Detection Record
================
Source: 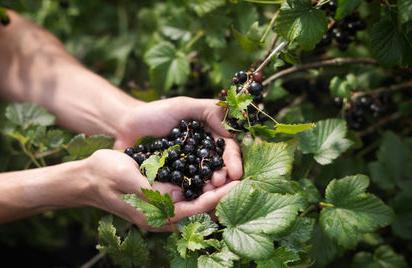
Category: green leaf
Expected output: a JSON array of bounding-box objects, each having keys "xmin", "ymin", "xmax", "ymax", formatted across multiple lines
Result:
[
  {"xmin": 368, "ymin": 132, "xmax": 412, "ymax": 190},
  {"xmin": 178, "ymin": 213, "xmax": 218, "ymax": 236},
  {"xmin": 140, "ymin": 144, "xmax": 180, "ymax": 184},
  {"xmin": 298, "ymin": 119, "xmax": 353, "ymax": 165},
  {"xmin": 335, "ymin": 0, "xmax": 361, "ymax": 20},
  {"xmin": 274, "ymin": 122, "xmax": 315, "ymax": 135},
  {"xmin": 309, "ymin": 222, "xmax": 341, "ymax": 267},
  {"xmin": 144, "ymin": 42, "xmax": 190, "ymax": 91},
  {"xmin": 276, "ymin": 217, "xmax": 315, "ymax": 252},
  {"xmin": 352, "ymin": 245, "xmax": 408, "ymax": 268},
  {"xmin": 97, "ymin": 216, "xmax": 149, "ymax": 268},
  {"xmin": 320, "ymin": 175, "xmax": 394, "ymax": 248},
  {"xmin": 198, "ymin": 246, "xmax": 239, "ymax": 268},
  {"xmin": 5, "ymin": 103, "xmax": 55, "ymax": 129},
  {"xmin": 177, "ymin": 222, "xmax": 220, "ymax": 257},
  {"xmin": 189, "ymin": 0, "xmax": 226, "ymax": 16},
  {"xmin": 390, "ymin": 191, "xmax": 412, "ymax": 240},
  {"xmin": 329, "ymin": 74, "xmax": 358, "ymax": 98},
  {"xmin": 216, "ymin": 181, "xmax": 302, "ymax": 259},
  {"xmin": 275, "ymin": 0, "xmax": 328, "ymax": 50},
  {"xmin": 369, "ymin": 15, "xmax": 412, "ymax": 67},
  {"xmin": 66, "ymin": 134, "xmax": 114, "ymax": 160},
  {"xmin": 398, "ymin": 0, "xmax": 412, "ymax": 25},
  {"xmin": 225, "ymin": 86, "xmax": 253, "ymax": 120},
  {"xmin": 242, "ymin": 140, "xmax": 296, "ymax": 192},
  {"xmin": 255, "ymin": 246, "xmax": 300, "ymax": 268},
  {"xmin": 122, "ymin": 189, "xmax": 174, "ymax": 228}
]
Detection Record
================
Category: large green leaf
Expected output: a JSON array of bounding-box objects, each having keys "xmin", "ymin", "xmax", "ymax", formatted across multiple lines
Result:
[
  {"xmin": 198, "ymin": 246, "xmax": 239, "ymax": 268},
  {"xmin": 275, "ymin": 217, "xmax": 315, "ymax": 252},
  {"xmin": 320, "ymin": 175, "xmax": 394, "ymax": 248},
  {"xmin": 398, "ymin": 0, "xmax": 412, "ymax": 25},
  {"xmin": 309, "ymin": 223, "xmax": 341, "ymax": 267},
  {"xmin": 176, "ymin": 222, "xmax": 219, "ymax": 257},
  {"xmin": 66, "ymin": 134, "xmax": 114, "ymax": 160},
  {"xmin": 5, "ymin": 103, "xmax": 55, "ymax": 129},
  {"xmin": 275, "ymin": 0, "xmax": 328, "ymax": 50},
  {"xmin": 298, "ymin": 119, "xmax": 352, "ymax": 165},
  {"xmin": 144, "ymin": 42, "xmax": 190, "ymax": 91},
  {"xmin": 216, "ymin": 181, "xmax": 301, "ymax": 259},
  {"xmin": 352, "ymin": 245, "xmax": 408, "ymax": 268},
  {"xmin": 242, "ymin": 140, "xmax": 297, "ymax": 193},
  {"xmin": 178, "ymin": 213, "xmax": 218, "ymax": 236},
  {"xmin": 335, "ymin": 0, "xmax": 361, "ymax": 20},
  {"xmin": 255, "ymin": 246, "xmax": 300, "ymax": 268},
  {"xmin": 189, "ymin": 0, "xmax": 226, "ymax": 16},
  {"xmin": 123, "ymin": 189, "xmax": 174, "ymax": 228},
  {"xmin": 390, "ymin": 191, "xmax": 412, "ymax": 240}
]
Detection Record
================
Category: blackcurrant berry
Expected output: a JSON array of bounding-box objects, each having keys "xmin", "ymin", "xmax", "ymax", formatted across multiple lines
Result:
[
  {"xmin": 253, "ymin": 94, "xmax": 264, "ymax": 103},
  {"xmin": 236, "ymin": 71, "xmax": 248, "ymax": 83},
  {"xmin": 171, "ymin": 171, "xmax": 183, "ymax": 185},
  {"xmin": 197, "ymin": 148, "xmax": 209, "ymax": 158},
  {"xmin": 179, "ymin": 120, "xmax": 188, "ymax": 130},
  {"xmin": 161, "ymin": 138, "xmax": 169, "ymax": 149},
  {"xmin": 186, "ymin": 164, "xmax": 198, "ymax": 176},
  {"xmin": 0, "ymin": 16, "xmax": 10, "ymax": 26},
  {"xmin": 186, "ymin": 137, "xmax": 197, "ymax": 146},
  {"xmin": 253, "ymin": 71, "xmax": 264, "ymax": 83},
  {"xmin": 232, "ymin": 76, "xmax": 240, "ymax": 85},
  {"xmin": 135, "ymin": 144, "xmax": 145, "ymax": 153},
  {"xmin": 132, "ymin": 153, "xmax": 146, "ymax": 165},
  {"xmin": 168, "ymin": 150, "xmax": 179, "ymax": 161},
  {"xmin": 183, "ymin": 144, "xmax": 195, "ymax": 153},
  {"xmin": 191, "ymin": 120, "xmax": 201, "ymax": 130},
  {"xmin": 200, "ymin": 166, "xmax": 212, "ymax": 180},
  {"xmin": 202, "ymin": 139, "xmax": 214, "ymax": 149},
  {"xmin": 193, "ymin": 132, "xmax": 203, "ymax": 142},
  {"xmin": 249, "ymin": 81, "xmax": 263, "ymax": 96},
  {"xmin": 124, "ymin": 147, "xmax": 135, "ymax": 156},
  {"xmin": 216, "ymin": 138, "xmax": 225, "ymax": 148},
  {"xmin": 184, "ymin": 188, "xmax": 199, "ymax": 200},
  {"xmin": 187, "ymin": 154, "xmax": 197, "ymax": 164},
  {"xmin": 172, "ymin": 159, "xmax": 186, "ymax": 171},
  {"xmin": 158, "ymin": 167, "xmax": 171, "ymax": 182},
  {"xmin": 170, "ymin": 128, "xmax": 181, "ymax": 139},
  {"xmin": 192, "ymin": 175, "xmax": 203, "ymax": 189},
  {"xmin": 216, "ymin": 147, "xmax": 223, "ymax": 156},
  {"xmin": 211, "ymin": 156, "xmax": 224, "ymax": 170}
]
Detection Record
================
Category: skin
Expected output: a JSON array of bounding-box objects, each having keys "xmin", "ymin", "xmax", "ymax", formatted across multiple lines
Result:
[{"xmin": 0, "ymin": 10, "xmax": 242, "ymax": 229}]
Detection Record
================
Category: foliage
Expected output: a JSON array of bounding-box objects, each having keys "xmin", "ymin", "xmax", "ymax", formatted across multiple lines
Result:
[{"xmin": 1, "ymin": 0, "xmax": 412, "ymax": 267}]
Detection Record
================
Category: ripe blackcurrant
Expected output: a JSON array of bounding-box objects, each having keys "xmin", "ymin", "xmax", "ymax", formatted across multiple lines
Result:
[
  {"xmin": 158, "ymin": 167, "xmax": 171, "ymax": 182},
  {"xmin": 211, "ymin": 156, "xmax": 224, "ymax": 170},
  {"xmin": 171, "ymin": 171, "xmax": 183, "ymax": 185},
  {"xmin": 197, "ymin": 148, "xmax": 209, "ymax": 158},
  {"xmin": 236, "ymin": 71, "xmax": 248, "ymax": 83},
  {"xmin": 200, "ymin": 166, "xmax": 212, "ymax": 180},
  {"xmin": 168, "ymin": 150, "xmax": 179, "ymax": 161},
  {"xmin": 216, "ymin": 138, "xmax": 225, "ymax": 148},
  {"xmin": 186, "ymin": 164, "xmax": 198, "ymax": 176},
  {"xmin": 170, "ymin": 128, "xmax": 181, "ymax": 139},
  {"xmin": 172, "ymin": 159, "xmax": 186, "ymax": 171},
  {"xmin": 132, "ymin": 153, "xmax": 146, "ymax": 165},
  {"xmin": 184, "ymin": 188, "xmax": 199, "ymax": 200},
  {"xmin": 124, "ymin": 147, "xmax": 135, "ymax": 156}
]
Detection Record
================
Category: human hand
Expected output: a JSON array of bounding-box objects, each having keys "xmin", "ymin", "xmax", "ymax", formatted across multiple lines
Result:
[
  {"xmin": 114, "ymin": 97, "xmax": 243, "ymax": 187},
  {"xmin": 83, "ymin": 149, "xmax": 239, "ymax": 231}
]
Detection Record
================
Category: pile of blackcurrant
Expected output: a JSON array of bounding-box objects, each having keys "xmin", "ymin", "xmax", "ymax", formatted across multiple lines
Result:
[
  {"xmin": 220, "ymin": 70, "xmax": 267, "ymax": 130},
  {"xmin": 343, "ymin": 94, "xmax": 392, "ymax": 130},
  {"xmin": 124, "ymin": 120, "xmax": 225, "ymax": 200},
  {"xmin": 317, "ymin": 1, "xmax": 366, "ymax": 51}
]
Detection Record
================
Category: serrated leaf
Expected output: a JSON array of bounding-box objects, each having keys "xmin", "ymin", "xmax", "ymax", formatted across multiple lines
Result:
[
  {"xmin": 276, "ymin": 217, "xmax": 315, "ymax": 252},
  {"xmin": 177, "ymin": 222, "xmax": 219, "ymax": 257},
  {"xmin": 329, "ymin": 74, "xmax": 358, "ymax": 98},
  {"xmin": 320, "ymin": 175, "xmax": 394, "ymax": 248},
  {"xmin": 225, "ymin": 86, "xmax": 253, "ymax": 120},
  {"xmin": 97, "ymin": 216, "xmax": 149, "ymax": 268},
  {"xmin": 298, "ymin": 119, "xmax": 353, "ymax": 165},
  {"xmin": 352, "ymin": 245, "xmax": 408, "ymax": 268},
  {"xmin": 275, "ymin": 123, "xmax": 315, "ymax": 135},
  {"xmin": 247, "ymin": 124, "xmax": 277, "ymax": 139},
  {"xmin": 256, "ymin": 246, "xmax": 300, "ymax": 268},
  {"xmin": 309, "ymin": 222, "xmax": 341, "ymax": 267},
  {"xmin": 216, "ymin": 181, "xmax": 302, "ymax": 259},
  {"xmin": 242, "ymin": 140, "xmax": 296, "ymax": 192},
  {"xmin": 144, "ymin": 42, "xmax": 190, "ymax": 91},
  {"xmin": 66, "ymin": 134, "xmax": 114, "ymax": 160},
  {"xmin": 275, "ymin": 0, "xmax": 328, "ymax": 50},
  {"xmin": 46, "ymin": 129, "xmax": 65, "ymax": 148},
  {"xmin": 335, "ymin": 0, "xmax": 361, "ymax": 20},
  {"xmin": 369, "ymin": 15, "xmax": 411, "ymax": 67},
  {"xmin": 390, "ymin": 191, "xmax": 412, "ymax": 240},
  {"xmin": 198, "ymin": 246, "xmax": 239, "ymax": 268},
  {"xmin": 5, "ymin": 103, "xmax": 55, "ymax": 129},
  {"xmin": 178, "ymin": 213, "xmax": 218, "ymax": 236},
  {"xmin": 189, "ymin": 0, "xmax": 226, "ymax": 16},
  {"xmin": 398, "ymin": 0, "xmax": 412, "ymax": 25},
  {"xmin": 123, "ymin": 189, "xmax": 174, "ymax": 228},
  {"xmin": 140, "ymin": 144, "xmax": 180, "ymax": 184}
]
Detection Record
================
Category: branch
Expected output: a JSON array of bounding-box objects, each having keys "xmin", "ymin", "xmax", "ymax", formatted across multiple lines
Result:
[
  {"xmin": 358, "ymin": 112, "xmax": 404, "ymax": 137},
  {"xmin": 351, "ymin": 80, "xmax": 412, "ymax": 99},
  {"xmin": 80, "ymin": 252, "xmax": 105, "ymax": 268},
  {"xmin": 255, "ymin": 41, "xmax": 288, "ymax": 73},
  {"xmin": 263, "ymin": 57, "xmax": 377, "ymax": 86}
]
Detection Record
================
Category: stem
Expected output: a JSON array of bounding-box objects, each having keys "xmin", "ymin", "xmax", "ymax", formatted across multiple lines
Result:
[
  {"xmin": 251, "ymin": 102, "xmax": 279, "ymax": 124},
  {"xmin": 34, "ymin": 147, "xmax": 63, "ymax": 158},
  {"xmin": 300, "ymin": 205, "xmax": 316, "ymax": 217},
  {"xmin": 19, "ymin": 143, "xmax": 42, "ymax": 168},
  {"xmin": 185, "ymin": 30, "xmax": 205, "ymax": 51},
  {"xmin": 262, "ymin": 57, "xmax": 377, "ymax": 86},
  {"xmin": 255, "ymin": 41, "xmax": 288, "ymax": 73},
  {"xmin": 80, "ymin": 252, "xmax": 106, "ymax": 268},
  {"xmin": 319, "ymin": 201, "xmax": 334, "ymax": 208},
  {"xmin": 351, "ymin": 80, "xmax": 412, "ymax": 100},
  {"xmin": 259, "ymin": 10, "xmax": 279, "ymax": 43}
]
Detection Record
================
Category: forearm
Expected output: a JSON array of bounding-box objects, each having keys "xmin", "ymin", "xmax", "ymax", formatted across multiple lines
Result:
[
  {"xmin": 0, "ymin": 160, "xmax": 90, "ymax": 223},
  {"xmin": 0, "ymin": 10, "xmax": 141, "ymax": 137}
]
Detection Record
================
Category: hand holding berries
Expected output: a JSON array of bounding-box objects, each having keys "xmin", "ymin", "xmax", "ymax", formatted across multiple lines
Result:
[{"xmin": 124, "ymin": 120, "xmax": 227, "ymax": 200}]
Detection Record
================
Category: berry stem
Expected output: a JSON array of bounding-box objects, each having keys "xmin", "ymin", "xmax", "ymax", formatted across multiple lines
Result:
[
  {"xmin": 259, "ymin": 10, "xmax": 279, "ymax": 43},
  {"xmin": 250, "ymin": 102, "xmax": 279, "ymax": 124},
  {"xmin": 255, "ymin": 41, "xmax": 288, "ymax": 73}
]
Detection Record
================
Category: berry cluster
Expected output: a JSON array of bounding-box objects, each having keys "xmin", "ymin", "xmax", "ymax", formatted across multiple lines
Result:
[
  {"xmin": 317, "ymin": 1, "xmax": 366, "ymax": 51},
  {"xmin": 343, "ymin": 94, "xmax": 392, "ymax": 130},
  {"xmin": 220, "ymin": 70, "xmax": 267, "ymax": 130},
  {"xmin": 124, "ymin": 120, "xmax": 225, "ymax": 200}
]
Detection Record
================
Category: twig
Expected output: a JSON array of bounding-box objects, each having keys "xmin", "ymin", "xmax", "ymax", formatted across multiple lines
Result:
[
  {"xmin": 263, "ymin": 57, "xmax": 377, "ymax": 86},
  {"xmin": 255, "ymin": 41, "xmax": 288, "ymax": 73},
  {"xmin": 351, "ymin": 80, "xmax": 412, "ymax": 100},
  {"xmin": 259, "ymin": 10, "xmax": 279, "ymax": 43},
  {"xmin": 358, "ymin": 112, "xmax": 407, "ymax": 137},
  {"xmin": 19, "ymin": 143, "xmax": 42, "ymax": 168},
  {"xmin": 80, "ymin": 252, "xmax": 106, "ymax": 268},
  {"xmin": 34, "ymin": 147, "xmax": 63, "ymax": 158},
  {"xmin": 251, "ymin": 102, "xmax": 279, "ymax": 124}
]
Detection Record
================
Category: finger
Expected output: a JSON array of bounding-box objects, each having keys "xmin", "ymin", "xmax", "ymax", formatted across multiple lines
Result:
[
  {"xmin": 172, "ymin": 180, "xmax": 239, "ymax": 222},
  {"xmin": 152, "ymin": 182, "xmax": 185, "ymax": 202},
  {"xmin": 203, "ymin": 181, "xmax": 216, "ymax": 192},
  {"xmin": 222, "ymin": 138, "xmax": 243, "ymax": 180},
  {"xmin": 211, "ymin": 168, "xmax": 227, "ymax": 187}
]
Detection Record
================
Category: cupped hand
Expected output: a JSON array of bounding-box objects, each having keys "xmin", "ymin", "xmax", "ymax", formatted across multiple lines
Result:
[
  {"xmin": 83, "ymin": 149, "xmax": 239, "ymax": 231},
  {"xmin": 114, "ymin": 97, "xmax": 243, "ymax": 185}
]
